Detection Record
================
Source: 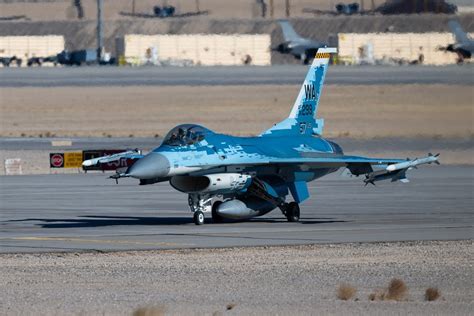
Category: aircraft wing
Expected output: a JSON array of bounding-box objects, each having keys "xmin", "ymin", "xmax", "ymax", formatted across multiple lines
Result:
[
  {"xmin": 267, "ymin": 155, "xmax": 407, "ymax": 181},
  {"xmin": 192, "ymin": 154, "xmax": 404, "ymax": 171},
  {"xmin": 192, "ymin": 153, "xmax": 439, "ymax": 185},
  {"xmin": 268, "ymin": 155, "xmax": 404, "ymax": 166}
]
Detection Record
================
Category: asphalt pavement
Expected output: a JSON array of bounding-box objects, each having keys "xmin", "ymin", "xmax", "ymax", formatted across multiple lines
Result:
[
  {"xmin": 0, "ymin": 166, "xmax": 471, "ymax": 253},
  {"xmin": 1, "ymin": 65, "xmax": 472, "ymax": 87}
]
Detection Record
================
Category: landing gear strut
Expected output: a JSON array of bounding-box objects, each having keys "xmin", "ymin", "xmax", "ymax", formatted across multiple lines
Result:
[
  {"xmin": 280, "ymin": 202, "xmax": 300, "ymax": 222},
  {"xmin": 188, "ymin": 193, "xmax": 212, "ymax": 225}
]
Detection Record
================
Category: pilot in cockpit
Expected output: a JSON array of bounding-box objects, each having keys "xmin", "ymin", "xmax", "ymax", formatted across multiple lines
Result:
[{"xmin": 177, "ymin": 128, "xmax": 186, "ymax": 140}]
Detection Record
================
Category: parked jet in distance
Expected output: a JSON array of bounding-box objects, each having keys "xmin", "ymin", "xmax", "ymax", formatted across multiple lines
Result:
[
  {"xmin": 84, "ymin": 48, "xmax": 439, "ymax": 225},
  {"xmin": 275, "ymin": 20, "xmax": 327, "ymax": 64},
  {"xmin": 445, "ymin": 20, "xmax": 473, "ymax": 63}
]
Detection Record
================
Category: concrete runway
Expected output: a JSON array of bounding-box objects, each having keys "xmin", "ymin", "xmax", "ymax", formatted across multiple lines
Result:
[
  {"xmin": 0, "ymin": 166, "xmax": 471, "ymax": 253},
  {"xmin": 1, "ymin": 65, "xmax": 473, "ymax": 87}
]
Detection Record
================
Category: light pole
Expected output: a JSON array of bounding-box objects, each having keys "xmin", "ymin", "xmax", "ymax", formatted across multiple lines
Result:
[{"xmin": 97, "ymin": 0, "xmax": 103, "ymax": 61}]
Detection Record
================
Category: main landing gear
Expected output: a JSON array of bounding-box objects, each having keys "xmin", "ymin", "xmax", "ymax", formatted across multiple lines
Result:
[
  {"xmin": 280, "ymin": 202, "xmax": 300, "ymax": 222},
  {"xmin": 247, "ymin": 178, "xmax": 300, "ymax": 222},
  {"xmin": 188, "ymin": 192, "xmax": 300, "ymax": 225}
]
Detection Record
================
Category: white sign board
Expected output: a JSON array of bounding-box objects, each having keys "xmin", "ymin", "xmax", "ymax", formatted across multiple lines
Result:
[{"xmin": 4, "ymin": 158, "xmax": 22, "ymax": 175}]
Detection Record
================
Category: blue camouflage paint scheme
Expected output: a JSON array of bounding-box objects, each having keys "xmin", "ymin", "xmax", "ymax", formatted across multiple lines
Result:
[
  {"xmin": 87, "ymin": 47, "xmax": 440, "ymax": 224},
  {"xmin": 262, "ymin": 54, "xmax": 326, "ymax": 137},
  {"xmin": 125, "ymin": 47, "xmax": 406, "ymax": 208}
]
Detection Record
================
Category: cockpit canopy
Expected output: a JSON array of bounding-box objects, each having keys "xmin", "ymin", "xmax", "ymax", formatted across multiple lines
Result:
[{"xmin": 162, "ymin": 124, "xmax": 212, "ymax": 147}]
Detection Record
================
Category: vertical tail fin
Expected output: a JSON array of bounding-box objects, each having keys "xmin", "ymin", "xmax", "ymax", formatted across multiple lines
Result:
[
  {"xmin": 263, "ymin": 47, "xmax": 337, "ymax": 137},
  {"xmin": 278, "ymin": 20, "xmax": 303, "ymax": 42},
  {"xmin": 289, "ymin": 47, "xmax": 336, "ymax": 120},
  {"xmin": 448, "ymin": 20, "xmax": 471, "ymax": 44}
]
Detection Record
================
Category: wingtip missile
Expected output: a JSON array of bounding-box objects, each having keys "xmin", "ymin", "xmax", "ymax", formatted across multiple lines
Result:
[
  {"xmin": 81, "ymin": 149, "xmax": 142, "ymax": 167},
  {"xmin": 386, "ymin": 153, "xmax": 440, "ymax": 172},
  {"xmin": 429, "ymin": 153, "xmax": 441, "ymax": 165},
  {"xmin": 364, "ymin": 153, "xmax": 440, "ymax": 186},
  {"xmin": 82, "ymin": 157, "xmax": 101, "ymax": 167}
]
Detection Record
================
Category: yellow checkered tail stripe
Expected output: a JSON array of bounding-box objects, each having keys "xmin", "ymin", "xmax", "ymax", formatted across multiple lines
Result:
[{"xmin": 315, "ymin": 52, "xmax": 331, "ymax": 59}]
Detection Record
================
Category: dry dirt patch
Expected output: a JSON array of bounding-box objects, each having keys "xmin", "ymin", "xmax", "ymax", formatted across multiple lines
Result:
[
  {"xmin": 1, "ymin": 84, "xmax": 472, "ymax": 139},
  {"xmin": 0, "ymin": 241, "xmax": 471, "ymax": 315}
]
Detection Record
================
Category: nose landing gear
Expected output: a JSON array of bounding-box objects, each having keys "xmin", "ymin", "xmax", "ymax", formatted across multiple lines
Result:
[{"xmin": 189, "ymin": 193, "xmax": 212, "ymax": 225}]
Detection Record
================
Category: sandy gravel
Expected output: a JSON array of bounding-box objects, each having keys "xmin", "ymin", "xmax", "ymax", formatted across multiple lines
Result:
[
  {"xmin": 1, "ymin": 84, "xmax": 472, "ymax": 139},
  {"xmin": 0, "ymin": 241, "xmax": 472, "ymax": 315}
]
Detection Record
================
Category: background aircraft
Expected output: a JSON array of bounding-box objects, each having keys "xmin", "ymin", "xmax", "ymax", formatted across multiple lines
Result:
[
  {"xmin": 444, "ymin": 20, "xmax": 473, "ymax": 63},
  {"xmin": 84, "ymin": 48, "xmax": 439, "ymax": 225},
  {"xmin": 275, "ymin": 20, "xmax": 327, "ymax": 64}
]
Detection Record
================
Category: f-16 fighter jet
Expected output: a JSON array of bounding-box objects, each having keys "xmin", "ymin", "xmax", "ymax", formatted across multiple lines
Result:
[
  {"xmin": 84, "ymin": 47, "xmax": 439, "ymax": 225},
  {"xmin": 445, "ymin": 20, "xmax": 474, "ymax": 64}
]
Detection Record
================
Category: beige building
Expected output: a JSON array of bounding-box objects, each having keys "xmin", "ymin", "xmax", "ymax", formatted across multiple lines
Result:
[
  {"xmin": 116, "ymin": 34, "xmax": 271, "ymax": 66},
  {"xmin": 0, "ymin": 35, "xmax": 64, "ymax": 66},
  {"xmin": 338, "ymin": 32, "xmax": 473, "ymax": 65}
]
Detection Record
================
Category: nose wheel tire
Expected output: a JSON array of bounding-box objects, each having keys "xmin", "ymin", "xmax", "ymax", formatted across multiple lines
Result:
[
  {"xmin": 193, "ymin": 211, "xmax": 205, "ymax": 225},
  {"xmin": 286, "ymin": 202, "xmax": 300, "ymax": 222}
]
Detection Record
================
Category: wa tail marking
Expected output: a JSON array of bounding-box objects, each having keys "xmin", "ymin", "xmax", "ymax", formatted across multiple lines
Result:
[{"xmin": 304, "ymin": 84, "xmax": 316, "ymax": 100}]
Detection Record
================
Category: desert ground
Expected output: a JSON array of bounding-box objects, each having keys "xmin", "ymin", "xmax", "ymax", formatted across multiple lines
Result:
[
  {"xmin": 0, "ymin": 79, "xmax": 471, "ymax": 315},
  {"xmin": 0, "ymin": 241, "xmax": 471, "ymax": 315},
  {"xmin": 1, "ymin": 84, "xmax": 472, "ymax": 139},
  {"xmin": 1, "ymin": 84, "xmax": 472, "ymax": 174}
]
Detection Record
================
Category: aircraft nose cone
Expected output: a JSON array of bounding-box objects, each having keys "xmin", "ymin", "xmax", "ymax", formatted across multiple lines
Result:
[{"xmin": 127, "ymin": 153, "xmax": 170, "ymax": 179}]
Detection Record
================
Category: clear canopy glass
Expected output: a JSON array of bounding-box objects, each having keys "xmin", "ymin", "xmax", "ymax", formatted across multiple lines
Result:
[{"xmin": 162, "ymin": 124, "xmax": 211, "ymax": 147}]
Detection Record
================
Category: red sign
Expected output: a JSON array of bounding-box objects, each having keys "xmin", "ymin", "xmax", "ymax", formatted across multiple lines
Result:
[{"xmin": 50, "ymin": 153, "xmax": 64, "ymax": 168}]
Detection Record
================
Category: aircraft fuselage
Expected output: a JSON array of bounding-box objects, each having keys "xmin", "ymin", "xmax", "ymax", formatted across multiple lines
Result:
[{"xmin": 128, "ymin": 131, "xmax": 342, "ymax": 184}]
